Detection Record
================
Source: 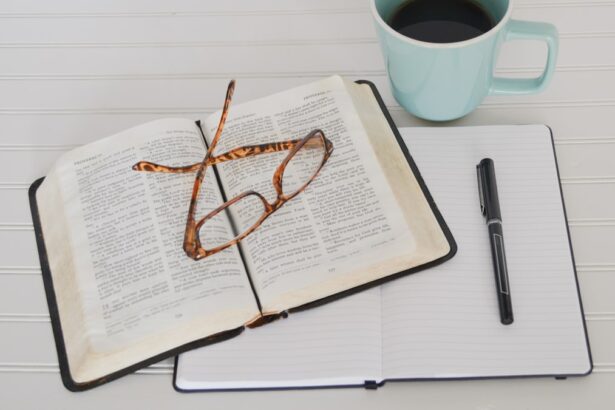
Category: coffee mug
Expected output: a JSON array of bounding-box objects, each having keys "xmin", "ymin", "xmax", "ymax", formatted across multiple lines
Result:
[{"xmin": 370, "ymin": 0, "xmax": 558, "ymax": 121}]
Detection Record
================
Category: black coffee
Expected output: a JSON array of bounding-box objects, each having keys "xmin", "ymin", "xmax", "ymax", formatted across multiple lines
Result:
[{"xmin": 389, "ymin": 0, "xmax": 495, "ymax": 43}]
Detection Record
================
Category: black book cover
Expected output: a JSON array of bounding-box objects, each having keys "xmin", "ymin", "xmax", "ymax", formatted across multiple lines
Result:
[{"xmin": 29, "ymin": 80, "xmax": 457, "ymax": 391}]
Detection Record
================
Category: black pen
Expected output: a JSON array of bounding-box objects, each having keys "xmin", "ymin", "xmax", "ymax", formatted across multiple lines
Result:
[{"xmin": 477, "ymin": 158, "xmax": 514, "ymax": 325}]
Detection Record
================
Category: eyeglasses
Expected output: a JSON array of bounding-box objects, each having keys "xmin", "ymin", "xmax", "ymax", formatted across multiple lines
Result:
[{"xmin": 132, "ymin": 80, "xmax": 334, "ymax": 260}]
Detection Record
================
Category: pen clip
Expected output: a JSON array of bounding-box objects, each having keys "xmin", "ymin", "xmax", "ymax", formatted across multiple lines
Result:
[{"xmin": 476, "ymin": 164, "xmax": 486, "ymax": 215}]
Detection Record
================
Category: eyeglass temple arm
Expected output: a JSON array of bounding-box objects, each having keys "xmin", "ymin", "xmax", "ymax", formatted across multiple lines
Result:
[
  {"xmin": 132, "ymin": 136, "xmax": 330, "ymax": 174},
  {"xmin": 184, "ymin": 80, "xmax": 235, "ymax": 259}
]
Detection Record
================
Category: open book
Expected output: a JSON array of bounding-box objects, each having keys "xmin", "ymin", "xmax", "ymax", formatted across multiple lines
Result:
[
  {"xmin": 29, "ymin": 76, "xmax": 456, "ymax": 391},
  {"xmin": 175, "ymin": 125, "xmax": 592, "ymax": 391}
]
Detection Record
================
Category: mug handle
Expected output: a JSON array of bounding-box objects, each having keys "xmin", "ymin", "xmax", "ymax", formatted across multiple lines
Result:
[{"xmin": 489, "ymin": 20, "xmax": 558, "ymax": 95}]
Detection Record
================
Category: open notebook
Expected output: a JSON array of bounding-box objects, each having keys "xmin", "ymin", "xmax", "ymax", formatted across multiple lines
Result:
[{"xmin": 175, "ymin": 125, "xmax": 592, "ymax": 391}]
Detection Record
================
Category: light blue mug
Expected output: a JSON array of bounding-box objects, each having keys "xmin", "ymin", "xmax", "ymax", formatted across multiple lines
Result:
[{"xmin": 371, "ymin": 0, "xmax": 558, "ymax": 121}]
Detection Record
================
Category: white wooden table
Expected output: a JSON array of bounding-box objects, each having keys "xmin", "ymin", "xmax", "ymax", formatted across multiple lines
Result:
[{"xmin": 1, "ymin": 0, "xmax": 614, "ymax": 408}]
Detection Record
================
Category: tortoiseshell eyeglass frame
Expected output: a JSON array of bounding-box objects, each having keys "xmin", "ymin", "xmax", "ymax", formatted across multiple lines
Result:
[{"xmin": 132, "ymin": 80, "xmax": 334, "ymax": 260}]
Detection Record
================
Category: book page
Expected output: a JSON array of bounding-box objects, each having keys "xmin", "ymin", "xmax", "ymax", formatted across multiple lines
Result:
[
  {"xmin": 382, "ymin": 126, "xmax": 591, "ymax": 378},
  {"xmin": 201, "ymin": 76, "xmax": 422, "ymax": 313},
  {"xmin": 176, "ymin": 287, "xmax": 382, "ymax": 390},
  {"xmin": 36, "ymin": 119, "xmax": 259, "ymax": 382}
]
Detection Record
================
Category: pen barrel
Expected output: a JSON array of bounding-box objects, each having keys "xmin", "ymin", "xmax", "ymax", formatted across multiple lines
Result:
[{"xmin": 488, "ymin": 222, "xmax": 514, "ymax": 325}]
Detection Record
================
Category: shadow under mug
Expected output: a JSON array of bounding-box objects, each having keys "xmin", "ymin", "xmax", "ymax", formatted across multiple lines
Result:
[{"xmin": 371, "ymin": 0, "xmax": 559, "ymax": 121}]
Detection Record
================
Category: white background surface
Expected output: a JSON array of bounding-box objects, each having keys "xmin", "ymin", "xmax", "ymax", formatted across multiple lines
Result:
[{"xmin": 0, "ymin": 0, "xmax": 613, "ymax": 408}]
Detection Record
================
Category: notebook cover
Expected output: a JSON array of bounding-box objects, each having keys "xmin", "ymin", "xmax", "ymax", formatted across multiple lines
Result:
[{"xmin": 173, "ymin": 79, "xmax": 458, "ymax": 392}]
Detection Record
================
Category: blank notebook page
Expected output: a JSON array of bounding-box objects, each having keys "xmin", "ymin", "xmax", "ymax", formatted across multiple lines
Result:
[
  {"xmin": 382, "ymin": 125, "xmax": 591, "ymax": 379},
  {"xmin": 175, "ymin": 288, "xmax": 382, "ymax": 389},
  {"xmin": 175, "ymin": 125, "xmax": 591, "ymax": 390}
]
